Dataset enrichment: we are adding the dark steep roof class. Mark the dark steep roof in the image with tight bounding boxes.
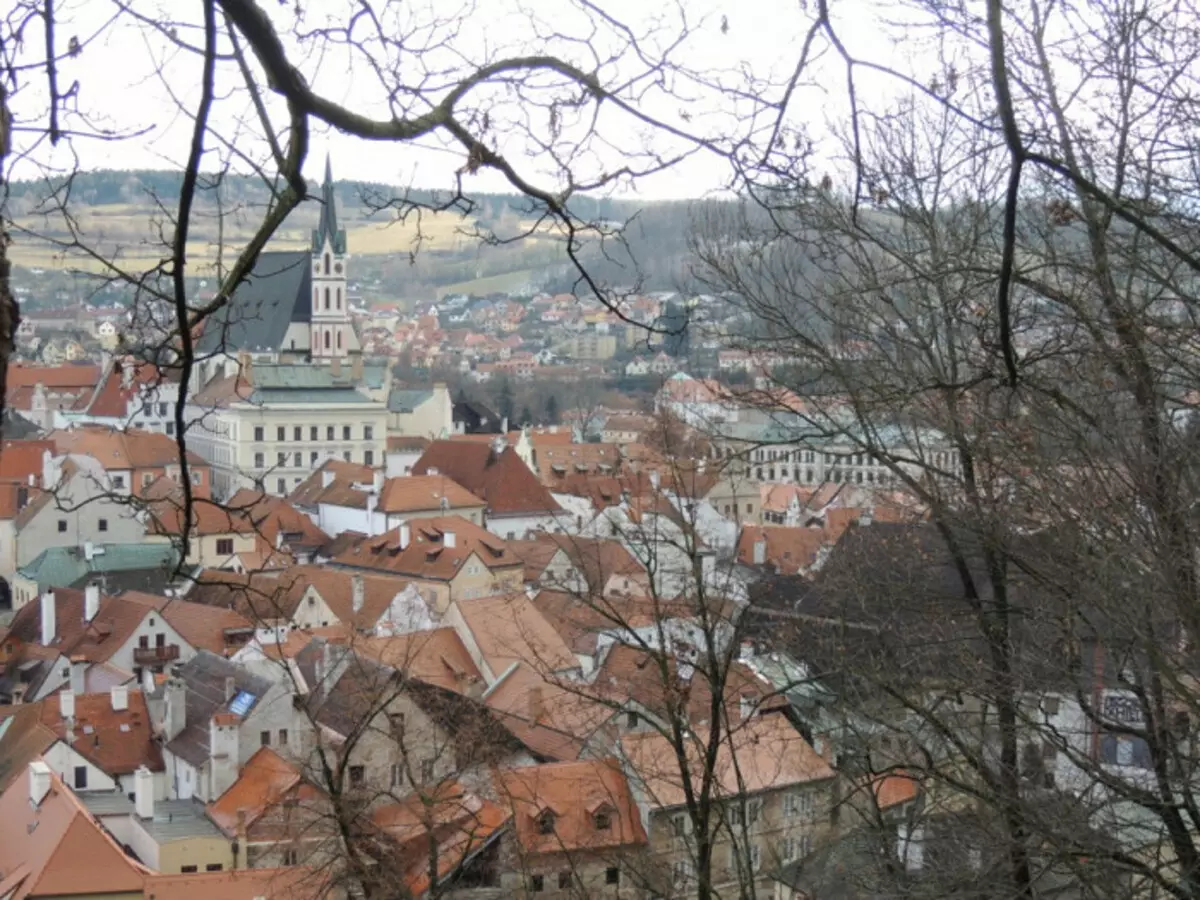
[195,251,312,355]
[311,155,347,255]
[165,651,273,767]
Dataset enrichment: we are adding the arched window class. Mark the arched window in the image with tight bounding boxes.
[324,331,331,349]
[337,330,343,349]
[324,253,331,274]
[324,287,330,310]
[336,288,342,309]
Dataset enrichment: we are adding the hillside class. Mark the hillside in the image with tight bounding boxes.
[6,170,706,303]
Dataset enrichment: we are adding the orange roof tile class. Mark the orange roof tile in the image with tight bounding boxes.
[620,714,834,808]
[454,592,577,676]
[122,591,252,654]
[482,664,612,761]
[39,689,163,775]
[142,867,321,900]
[0,762,149,899]
[413,443,559,517]
[46,424,206,470]
[85,358,170,418]
[736,524,827,575]
[379,475,485,514]
[0,440,53,485]
[332,516,520,582]
[356,629,483,694]
[207,746,304,836]
[496,758,647,856]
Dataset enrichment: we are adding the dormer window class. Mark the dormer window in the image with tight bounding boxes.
[536,809,556,835]
[594,810,612,831]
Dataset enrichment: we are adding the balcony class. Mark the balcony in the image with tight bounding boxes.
[134,644,181,666]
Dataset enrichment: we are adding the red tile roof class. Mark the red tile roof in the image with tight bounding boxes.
[0,440,52,485]
[332,516,520,582]
[46,424,206,470]
[454,592,577,676]
[39,689,164,775]
[356,628,483,694]
[495,758,647,855]
[207,746,305,836]
[736,524,827,575]
[413,442,559,517]
[85,358,169,418]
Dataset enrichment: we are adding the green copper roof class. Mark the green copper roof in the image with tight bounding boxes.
[19,543,179,590]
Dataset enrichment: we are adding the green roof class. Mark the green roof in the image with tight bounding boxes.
[19,543,179,590]
[388,388,433,413]
[252,388,376,405]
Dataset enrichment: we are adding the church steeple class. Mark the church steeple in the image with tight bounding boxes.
[312,153,346,254]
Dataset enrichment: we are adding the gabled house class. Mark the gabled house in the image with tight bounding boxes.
[44,424,212,500]
[413,441,562,539]
[495,758,649,898]
[329,517,523,615]
[0,760,149,899]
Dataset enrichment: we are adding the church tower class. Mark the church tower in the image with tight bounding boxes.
[310,155,352,362]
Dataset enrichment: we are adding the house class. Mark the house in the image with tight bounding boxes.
[452,393,503,435]
[412,441,562,539]
[155,651,298,802]
[5,362,101,431]
[384,435,430,478]
[224,489,331,566]
[369,780,510,896]
[290,462,486,536]
[619,714,837,898]
[387,383,453,439]
[12,543,180,609]
[56,357,180,435]
[330,517,523,615]
[0,686,164,800]
[735,525,828,575]
[495,759,649,898]
[45,424,212,500]
[145,493,260,570]
[527,442,622,489]
[0,760,149,899]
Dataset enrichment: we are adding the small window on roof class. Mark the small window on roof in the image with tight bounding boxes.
[536,809,556,835]
[594,809,612,831]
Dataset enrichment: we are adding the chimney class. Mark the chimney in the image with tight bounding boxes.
[84,583,100,623]
[40,591,56,646]
[111,684,129,712]
[351,574,365,614]
[501,416,509,434]
[60,688,75,721]
[28,760,52,808]
[69,658,86,695]
[529,685,544,723]
[373,470,384,492]
[210,715,239,798]
[352,354,364,381]
[753,538,767,566]
[163,675,186,741]
[649,470,660,490]
[331,356,342,377]
[84,541,95,562]
[861,505,874,526]
[322,469,336,488]
[134,765,154,819]
[399,522,411,550]
[224,675,237,703]
[443,530,456,549]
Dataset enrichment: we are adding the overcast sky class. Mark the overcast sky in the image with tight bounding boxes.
[9,0,915,200]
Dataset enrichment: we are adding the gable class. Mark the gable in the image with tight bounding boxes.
[292,585,339,629]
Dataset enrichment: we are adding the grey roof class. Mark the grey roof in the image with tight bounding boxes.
[252,388,375,405]
[165,650,273,768]
[80,790,136,817]
[135,799,225,842]
[195,251,311,355]
[388,388,433,413]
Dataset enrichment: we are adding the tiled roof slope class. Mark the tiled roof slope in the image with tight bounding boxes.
[331,516,519,581]
[194,251,311,355]
[165,651,273,767]
[413,442,560,517]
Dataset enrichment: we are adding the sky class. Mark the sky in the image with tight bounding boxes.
[7,0,916,201]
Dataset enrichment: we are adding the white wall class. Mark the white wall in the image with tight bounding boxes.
[108,611,197,674]
[484,512,561,541]
[44,739,118,792]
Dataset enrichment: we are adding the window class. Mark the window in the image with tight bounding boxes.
[786,791,815,820]
[390,763,403,787]
[138,635,149,649]
[142,473,154,488]
[276,478,286,494]
[112,475,125,489]
[310,452,319,465]
[343,425,352,440]
[98,518,108,533]
[324,287,330,310]
[57,519,67,533]
[672,860,692,887]
[165,422,174,436]
[277,426,285,441]
[277,452,287,466]
[157,402,168,417]
[606,867,620,885]
[389,711,406,734]
[324,331,331,349]
[337,331,343,350]
[750,843,762,871]
[181,865,198,873]
[558,872,571,890]
[254,426,264,441]
[327,426,335,441]
[1044,696,1061,716]
[294,452,302,467]
[349,765,365,786]
[254,452,265,469]
[671,813,688,837]
[530,875,544,893]
[594,810,612,831]
[261,731,271,746]
[783,834,812,861]
[363,425,374,440]
[310,426,318,440]
[746,503,752,513]
[216,538,234,556]
[536,810,556,835]
[191,469,201,485]
[73,766,88,789]
[276,728,288,746]
[343,451,352,462]
[337,288,342,309]
[364,450,374,466]
[283,849,298,866]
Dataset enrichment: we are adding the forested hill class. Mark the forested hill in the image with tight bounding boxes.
[5,169,659,225]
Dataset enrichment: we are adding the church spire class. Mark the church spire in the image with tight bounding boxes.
[312,153,346,254]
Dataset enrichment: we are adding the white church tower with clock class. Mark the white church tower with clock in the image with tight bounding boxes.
[309,155,356,362]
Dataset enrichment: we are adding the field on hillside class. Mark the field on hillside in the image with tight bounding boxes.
[9,201,547,273]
